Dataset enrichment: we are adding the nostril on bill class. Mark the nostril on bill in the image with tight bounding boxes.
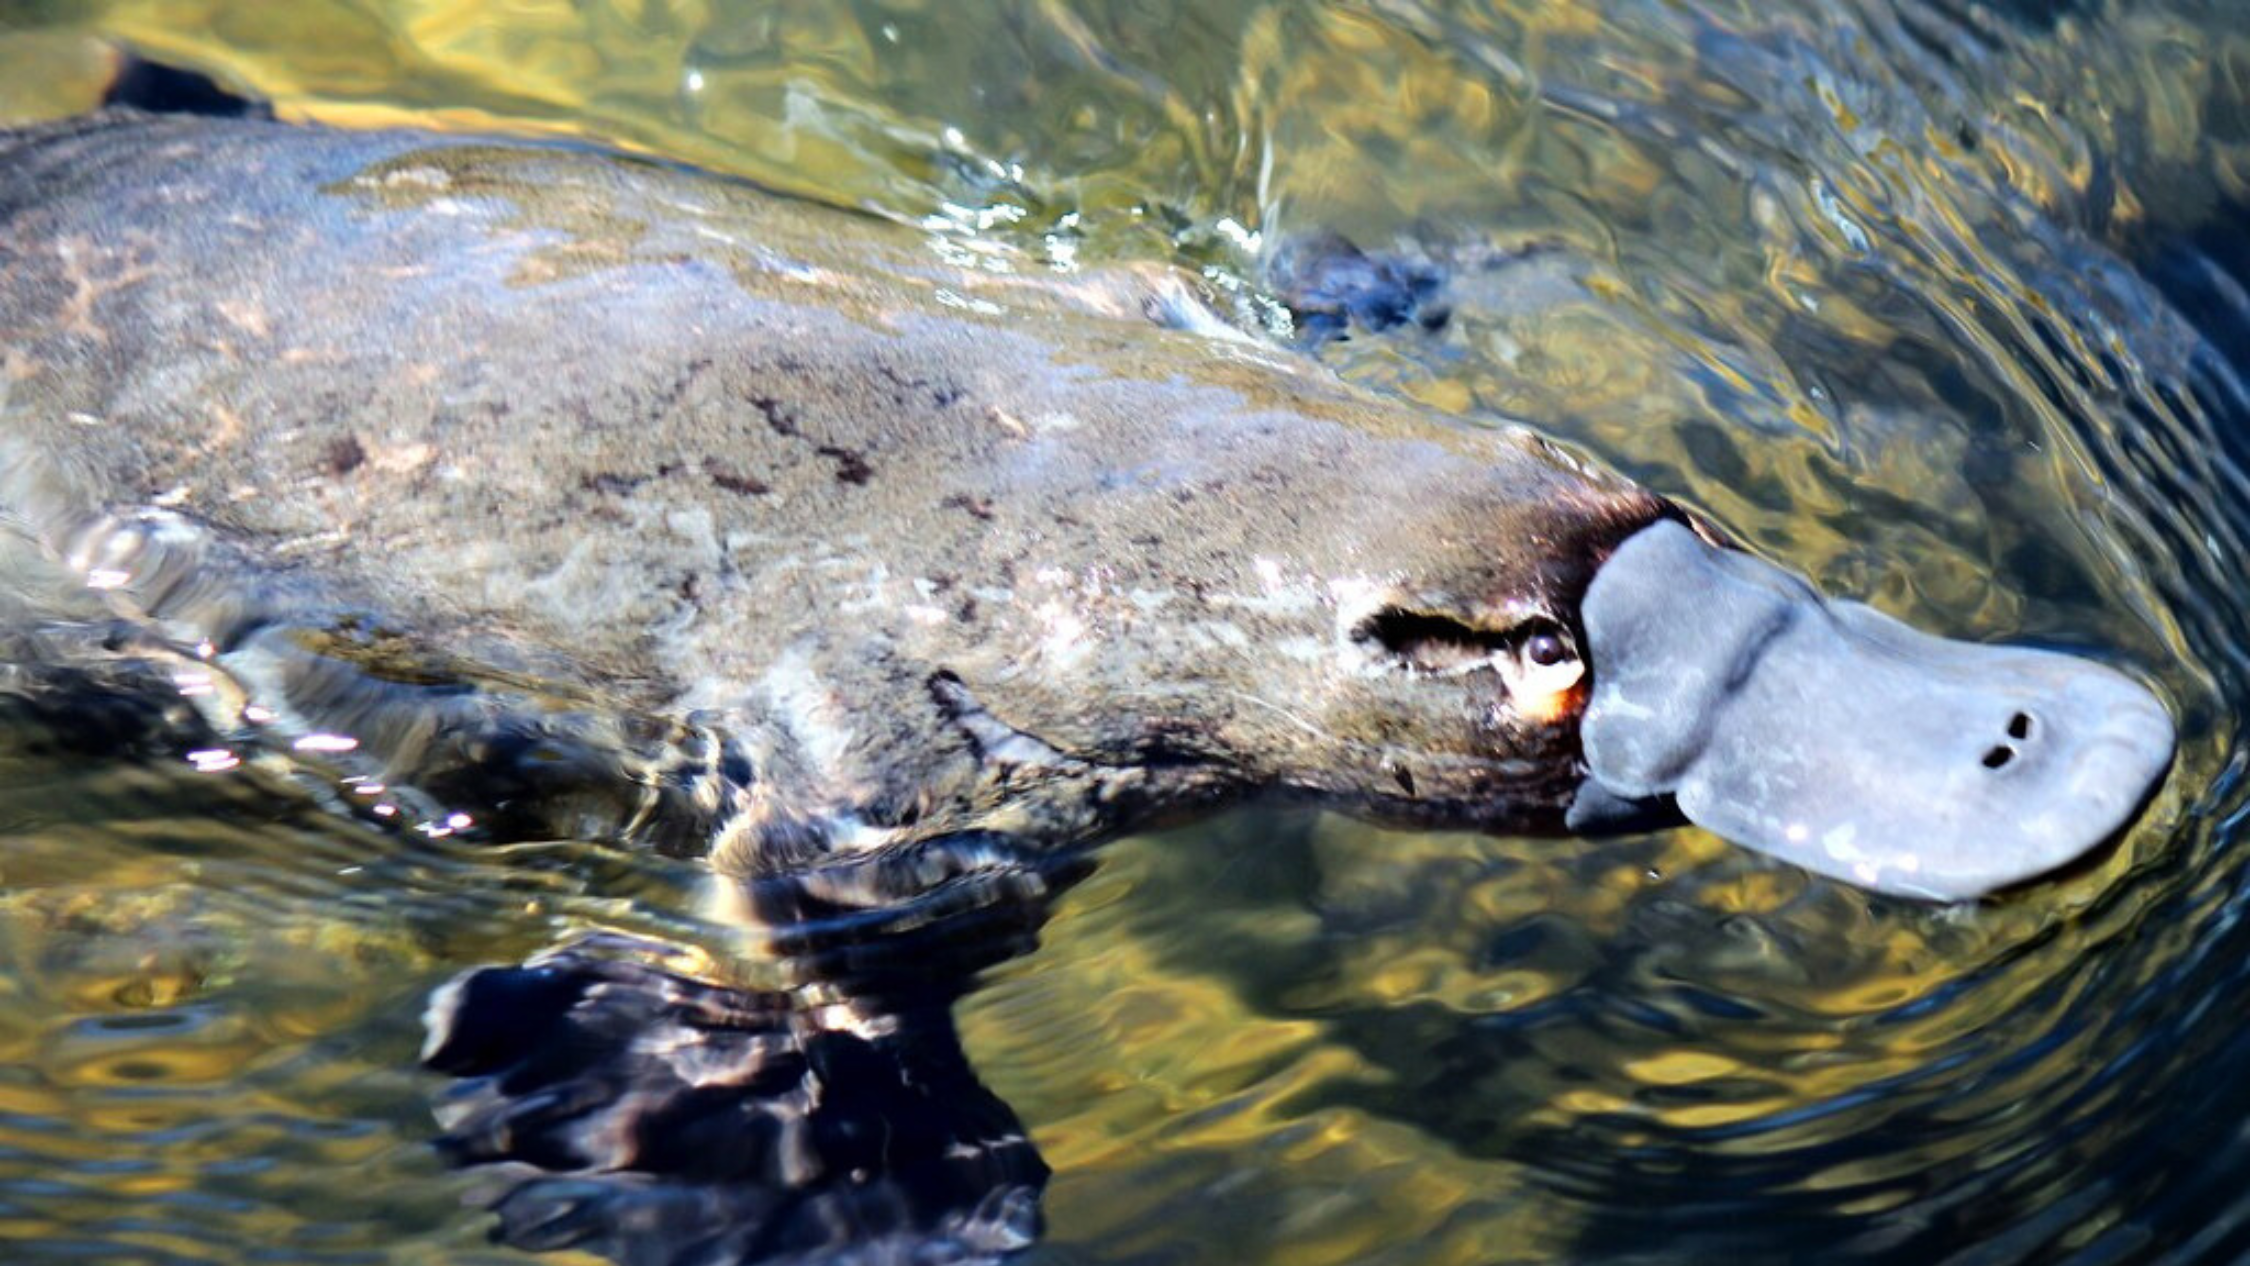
[1982,712,2038,769]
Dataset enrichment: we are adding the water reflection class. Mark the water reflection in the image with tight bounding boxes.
[0,0,2246,1263]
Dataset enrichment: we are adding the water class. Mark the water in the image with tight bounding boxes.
[0,0,2246,1262]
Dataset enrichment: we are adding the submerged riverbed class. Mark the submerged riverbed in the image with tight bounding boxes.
[1,1,2248,1262]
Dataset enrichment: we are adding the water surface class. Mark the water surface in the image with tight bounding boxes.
[1,1,2248,1262]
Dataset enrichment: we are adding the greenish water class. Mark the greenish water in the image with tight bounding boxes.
[1,1,2248,1263]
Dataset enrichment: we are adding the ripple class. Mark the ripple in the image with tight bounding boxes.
[3,1,2250,1264]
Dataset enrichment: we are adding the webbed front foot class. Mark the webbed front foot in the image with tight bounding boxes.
[422,935,1048,1266]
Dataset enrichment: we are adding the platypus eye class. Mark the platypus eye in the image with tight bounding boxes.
[1504,618,1585,722]
[1526,630,1569,667]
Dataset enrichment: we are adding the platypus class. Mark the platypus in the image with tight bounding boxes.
[0,99,2176,1263]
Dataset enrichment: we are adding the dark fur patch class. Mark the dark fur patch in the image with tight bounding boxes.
[817,444,874,485]
[704,459,769,496]
[321,434,366,477]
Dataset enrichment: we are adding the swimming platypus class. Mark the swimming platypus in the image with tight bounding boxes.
[0,101,2175,1263]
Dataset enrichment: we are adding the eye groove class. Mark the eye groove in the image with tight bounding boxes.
[1352,607,1509,673]
[1350,607,1575,676]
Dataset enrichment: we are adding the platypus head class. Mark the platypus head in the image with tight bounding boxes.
[1303,494,2172,902]
[1568,519,2175,901]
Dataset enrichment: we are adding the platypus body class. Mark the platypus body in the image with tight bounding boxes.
[1,109,1667,858]
[0,101,2175,1264]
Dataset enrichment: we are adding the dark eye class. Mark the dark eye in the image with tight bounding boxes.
[1525,631,1570,667]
